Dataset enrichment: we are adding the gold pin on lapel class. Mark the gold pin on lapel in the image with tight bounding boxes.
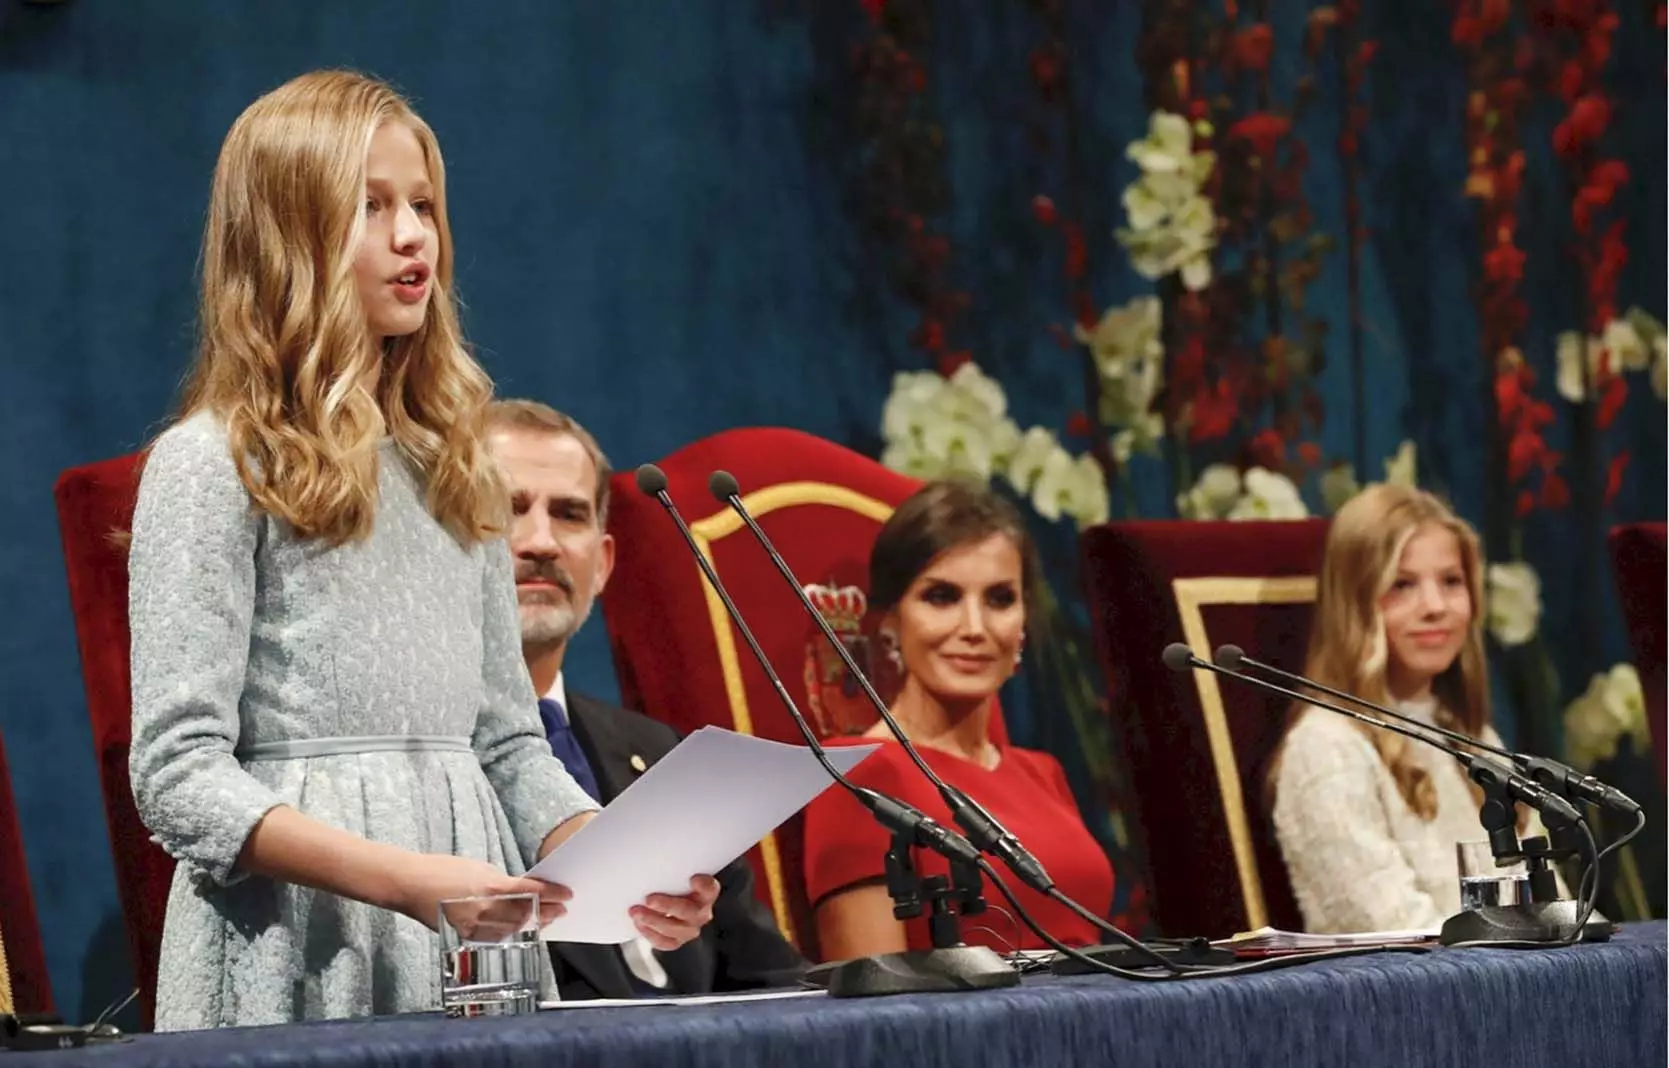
[629,754,648,773]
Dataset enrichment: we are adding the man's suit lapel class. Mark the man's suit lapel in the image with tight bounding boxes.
[566,691,652,799]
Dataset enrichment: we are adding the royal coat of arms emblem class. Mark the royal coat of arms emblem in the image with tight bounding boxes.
[801,581,895,738]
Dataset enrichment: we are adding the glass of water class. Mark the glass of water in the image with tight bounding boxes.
[438,892,542,1018]
[1455,841,1530,912]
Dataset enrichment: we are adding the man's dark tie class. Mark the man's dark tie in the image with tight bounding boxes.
[538,697,602,803]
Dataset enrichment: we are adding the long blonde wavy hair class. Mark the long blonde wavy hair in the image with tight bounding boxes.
[175,69,503,545]
[1270,483,1493,820]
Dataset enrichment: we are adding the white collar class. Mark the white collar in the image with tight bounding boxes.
[542,671,569,721]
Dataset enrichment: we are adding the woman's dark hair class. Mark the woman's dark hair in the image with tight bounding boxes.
[869,479,1045,627]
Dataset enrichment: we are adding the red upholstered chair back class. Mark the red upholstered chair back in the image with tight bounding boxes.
[1609,523,1667,787]
[0,731,53,1016]
[601,427,1008,955]
[53,453,173,1030]
[1080,519,1331,938]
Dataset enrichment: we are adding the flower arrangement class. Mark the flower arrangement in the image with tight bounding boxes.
[878,363,1109,527]
[1562,660,1654,918]
[1554,309,1667,410]
[1563,662,1648,771]
[1116,113,1216,291]
[1485,560,1544,648]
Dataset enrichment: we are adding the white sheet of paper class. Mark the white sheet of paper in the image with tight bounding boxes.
[537,988,828,1010]
[1214,925,1441,949]
[527,726,877,943]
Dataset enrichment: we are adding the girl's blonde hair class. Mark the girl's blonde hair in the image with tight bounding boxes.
[178,69,503,545]
[1271,483,1492,820]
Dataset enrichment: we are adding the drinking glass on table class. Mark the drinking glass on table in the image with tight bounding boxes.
[438,892,542,1017]
[1455,841,1530,911]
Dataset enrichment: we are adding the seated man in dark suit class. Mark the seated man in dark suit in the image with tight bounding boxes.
[486,399,808,1000]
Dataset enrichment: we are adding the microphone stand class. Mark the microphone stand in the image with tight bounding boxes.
[634,465,1018,996]
[1215,644,1642,823]
[1215,647,1628,947]
[1215,644,1640,931]
[1162,644,1608,946]
[707,470,1198,973]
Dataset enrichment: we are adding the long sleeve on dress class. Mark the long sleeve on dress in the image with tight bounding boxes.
[1272,711,1447,932]
[471,538,598,866]
[128,418,281,887]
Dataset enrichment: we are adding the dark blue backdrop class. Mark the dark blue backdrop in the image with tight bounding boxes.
[0,0,1661,1022]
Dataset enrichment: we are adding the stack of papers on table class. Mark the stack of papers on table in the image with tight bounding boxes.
[539,989,827,1011]
[1214,926,1440,954]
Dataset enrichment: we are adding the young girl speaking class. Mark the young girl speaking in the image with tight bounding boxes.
[128,70,715,1030]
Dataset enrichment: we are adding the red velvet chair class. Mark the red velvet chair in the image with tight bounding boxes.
[600,427,1008,957]
[1080,519,1331,939]
[53,453,172,1030]
[0,730,53,1016]
[1609,523,1666,787]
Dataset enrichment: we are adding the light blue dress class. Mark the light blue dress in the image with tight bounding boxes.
[127,412,597,1031]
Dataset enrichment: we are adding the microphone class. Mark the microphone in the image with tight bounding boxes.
[1212,644,1641,817]
[705,468,1054,893]
[633,464,1018,994]
[1161,643,1582,829]
[633,466,977,863]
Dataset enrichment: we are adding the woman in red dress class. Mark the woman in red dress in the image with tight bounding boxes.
[801,480,1114,960]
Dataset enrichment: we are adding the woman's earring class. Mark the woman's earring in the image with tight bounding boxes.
[880,627,903,671]
[1013,644,1024,671]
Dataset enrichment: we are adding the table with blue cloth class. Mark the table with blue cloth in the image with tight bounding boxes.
[11,923,1664,1067]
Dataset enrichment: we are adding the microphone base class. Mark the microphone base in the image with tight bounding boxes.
[825,945,1020,998]
[1438,902,1611,946]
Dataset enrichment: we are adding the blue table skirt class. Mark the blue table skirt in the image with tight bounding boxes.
[11,923,1665,1068]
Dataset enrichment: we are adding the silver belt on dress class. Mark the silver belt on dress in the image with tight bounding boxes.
[236,735,474,761]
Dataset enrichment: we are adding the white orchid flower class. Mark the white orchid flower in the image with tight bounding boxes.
[1602,318,1649,372]
[918,412,996,481]
[1029,445,1078,521]
[880,438,946,480]
[1624,307,1665,399]
[1555,331,1600,403]
[1320,463,1361,514]
[1227,467,1309,520]
[1122,180,1171,232]
[1126,111,1194,173]
[1006,426,1060,494]
[1111,413,1166,465]
[1119,111,1217,291]
[1063,453,1111,528]
[1485,561,1542,647]
[1179,249,1213,292]
[944,361,1008,420]
[1564,663,1648,770]
[1177,463,1243,520]
[881,371,945,444]
[1383,440,1417,487]
[1102,364,1162,428]
[1076,295,1163,368]
[987,417,1022,465]
[1120,194,1215,291]
[1032,447,1108,528]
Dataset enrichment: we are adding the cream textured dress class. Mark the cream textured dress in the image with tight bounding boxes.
[128,412,598,1030]
[1271,698,1547,933]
